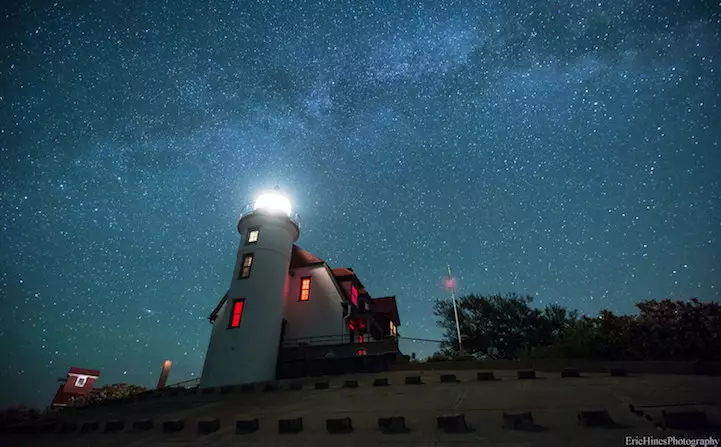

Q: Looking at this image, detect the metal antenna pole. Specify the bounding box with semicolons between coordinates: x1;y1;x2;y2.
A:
448;264;463;354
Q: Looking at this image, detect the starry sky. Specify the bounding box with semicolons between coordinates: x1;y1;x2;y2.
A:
1;0;720;408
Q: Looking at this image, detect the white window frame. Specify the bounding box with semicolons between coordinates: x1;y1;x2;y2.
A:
75;376;87;387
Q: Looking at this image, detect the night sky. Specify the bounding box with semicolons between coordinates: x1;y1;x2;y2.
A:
1;0;720;409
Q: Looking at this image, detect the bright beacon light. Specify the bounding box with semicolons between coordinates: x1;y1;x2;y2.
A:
254;192;292;217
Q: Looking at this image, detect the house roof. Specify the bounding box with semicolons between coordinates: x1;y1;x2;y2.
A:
331;267;354;277
290;245;324;269
331;267;366;290
68;367;100;377
370;296;401;326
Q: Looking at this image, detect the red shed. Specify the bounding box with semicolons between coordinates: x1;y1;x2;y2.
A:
50;367;101;408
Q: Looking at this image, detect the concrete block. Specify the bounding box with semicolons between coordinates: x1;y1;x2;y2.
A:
289;381;303;390
278;417;303;434
314;381;329;390
236;419;259;434
502;412;534;430
373;378;389;386
562;368;581;378
343;380;358;388
80;421;99;433
197;418;220;434
477;371;496;381
437;414;473;433
105;420;124;432
326;417;353;434
405;375;423;385
578;410;615;427
662;410;707;430
184;387;198;396
517;370;536;380
440;374;459;383
132;419;153;431
162;420;184;433
378;416;410;434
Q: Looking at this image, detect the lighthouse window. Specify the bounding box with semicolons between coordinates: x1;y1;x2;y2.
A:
75;376;87;387
246;228;259;244
228;299;245;328
299;277;311;301
350;285;358;306
239;254;254;279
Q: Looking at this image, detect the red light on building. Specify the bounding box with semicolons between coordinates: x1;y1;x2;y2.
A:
444;277;455;290
229;300;245;328
355;348;367;356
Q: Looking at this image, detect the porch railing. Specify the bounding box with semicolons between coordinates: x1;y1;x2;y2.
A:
281;334;352;348
162;377;200;389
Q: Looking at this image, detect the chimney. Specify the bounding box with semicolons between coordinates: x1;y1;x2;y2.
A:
156;360;172;389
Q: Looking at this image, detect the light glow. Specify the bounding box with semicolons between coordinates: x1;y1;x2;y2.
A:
254;193;292;217
299;277;311;301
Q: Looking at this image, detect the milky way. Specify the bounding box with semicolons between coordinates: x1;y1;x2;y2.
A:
1;0;719;407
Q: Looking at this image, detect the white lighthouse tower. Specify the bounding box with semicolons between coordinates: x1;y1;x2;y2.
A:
199;188;299;388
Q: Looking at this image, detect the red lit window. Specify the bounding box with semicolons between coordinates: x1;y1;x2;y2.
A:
299;277;311;301
350;285;358;306
238;254;253;279
355;348;367;356
359;320;366;330
348;320;356;330
358;335;364;343
228;299;245;328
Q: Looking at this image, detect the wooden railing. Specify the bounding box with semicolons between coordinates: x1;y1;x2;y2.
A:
279;336;400;362
161;377;200;389
281;334;351;347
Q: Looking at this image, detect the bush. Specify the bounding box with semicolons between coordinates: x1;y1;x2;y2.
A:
69;383;148;407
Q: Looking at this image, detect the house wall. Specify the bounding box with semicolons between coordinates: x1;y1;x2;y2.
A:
283;265;349;344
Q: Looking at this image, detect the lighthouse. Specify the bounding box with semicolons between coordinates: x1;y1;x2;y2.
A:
199;188;299;388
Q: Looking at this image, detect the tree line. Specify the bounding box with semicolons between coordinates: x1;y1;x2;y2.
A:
430;293;721;362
